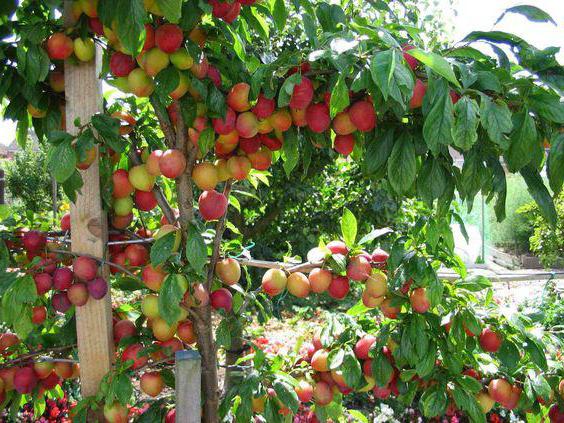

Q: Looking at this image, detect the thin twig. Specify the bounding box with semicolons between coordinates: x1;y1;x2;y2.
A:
107;238;154;246
51;249;138;278
0;344;76;369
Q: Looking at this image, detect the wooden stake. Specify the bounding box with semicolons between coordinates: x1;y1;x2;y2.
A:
65;1;114;397
175;350;202;423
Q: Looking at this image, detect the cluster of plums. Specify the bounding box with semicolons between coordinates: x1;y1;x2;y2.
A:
8;229;109;319
248;328;564;421
1;332;78;403
208;0;257;24
0;357;79;402
110;146;186;228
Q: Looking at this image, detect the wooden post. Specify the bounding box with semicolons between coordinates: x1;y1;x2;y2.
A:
175;349;202;423
64;2;114;397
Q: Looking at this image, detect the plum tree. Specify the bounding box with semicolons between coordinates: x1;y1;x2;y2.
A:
0;0;562;422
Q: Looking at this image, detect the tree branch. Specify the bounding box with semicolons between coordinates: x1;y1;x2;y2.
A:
174;104;197;231
149;95;175;148
0;344;76;369
127;135;177;225
52;249;138;278
205;180;233;290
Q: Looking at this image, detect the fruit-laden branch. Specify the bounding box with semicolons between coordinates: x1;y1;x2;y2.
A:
174;103;197;231
205;180;233;291
0;344;76;369
128;134;177;226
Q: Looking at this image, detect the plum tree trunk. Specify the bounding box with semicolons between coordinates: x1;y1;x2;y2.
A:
193;306;220;423
172;107;220;422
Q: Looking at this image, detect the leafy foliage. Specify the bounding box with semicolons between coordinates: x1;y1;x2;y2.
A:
518;191;564;268
4;146;58;214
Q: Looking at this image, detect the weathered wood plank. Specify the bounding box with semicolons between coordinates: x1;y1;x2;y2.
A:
64;1;114;397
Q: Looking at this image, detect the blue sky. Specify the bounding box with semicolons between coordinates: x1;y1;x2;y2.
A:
0;0;562;145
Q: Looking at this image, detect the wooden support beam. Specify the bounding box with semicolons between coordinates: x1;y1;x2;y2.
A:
64;2;114;397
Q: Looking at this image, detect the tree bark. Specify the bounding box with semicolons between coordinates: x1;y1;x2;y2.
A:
172;103;220;422
193;306;220;422
223;328;244;394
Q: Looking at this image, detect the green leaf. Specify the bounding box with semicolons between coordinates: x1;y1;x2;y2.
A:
357;228;393;245
215;319;232;349
423;78;453;153
452;96;479;151
116;0;146;56
272;0;288;31
451;386;486;423
480;97;513;149
329;74;350;118
387;133;417;195
529;91;564;124
506;109;537;172
547;133;564;194
315;3;345;33
47;137;77;183
273;381;299;413
281;128;299;177
524;337;548;370
25;45;50;84
370;49;414;108
156;0;182;23
364;128;394;174
497;339;520;370
0;274;37;339
520;166;557;227
340;208;357;247
150;231;176;266
417;158;447;204
457;376;482;394
455;275;492;292
75;128;96;162
113;373;133;405
325;254;347;274
179;1;203;31
404;48;460;88
495;5;556;25
372;353;393;387
61;170;84;203
462;30;528;49
158;274;187;325
420;385;448;417
185;224;207;272
136;403;166;423
327;348;345;369
341;351;362;388
91;114;125;152
155;67;181;97
527;371;551;401
277;73;301;108
198;127;215;157
16;117;29;149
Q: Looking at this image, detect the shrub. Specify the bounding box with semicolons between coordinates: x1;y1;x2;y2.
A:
4;146;58;214
518;191;564;268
